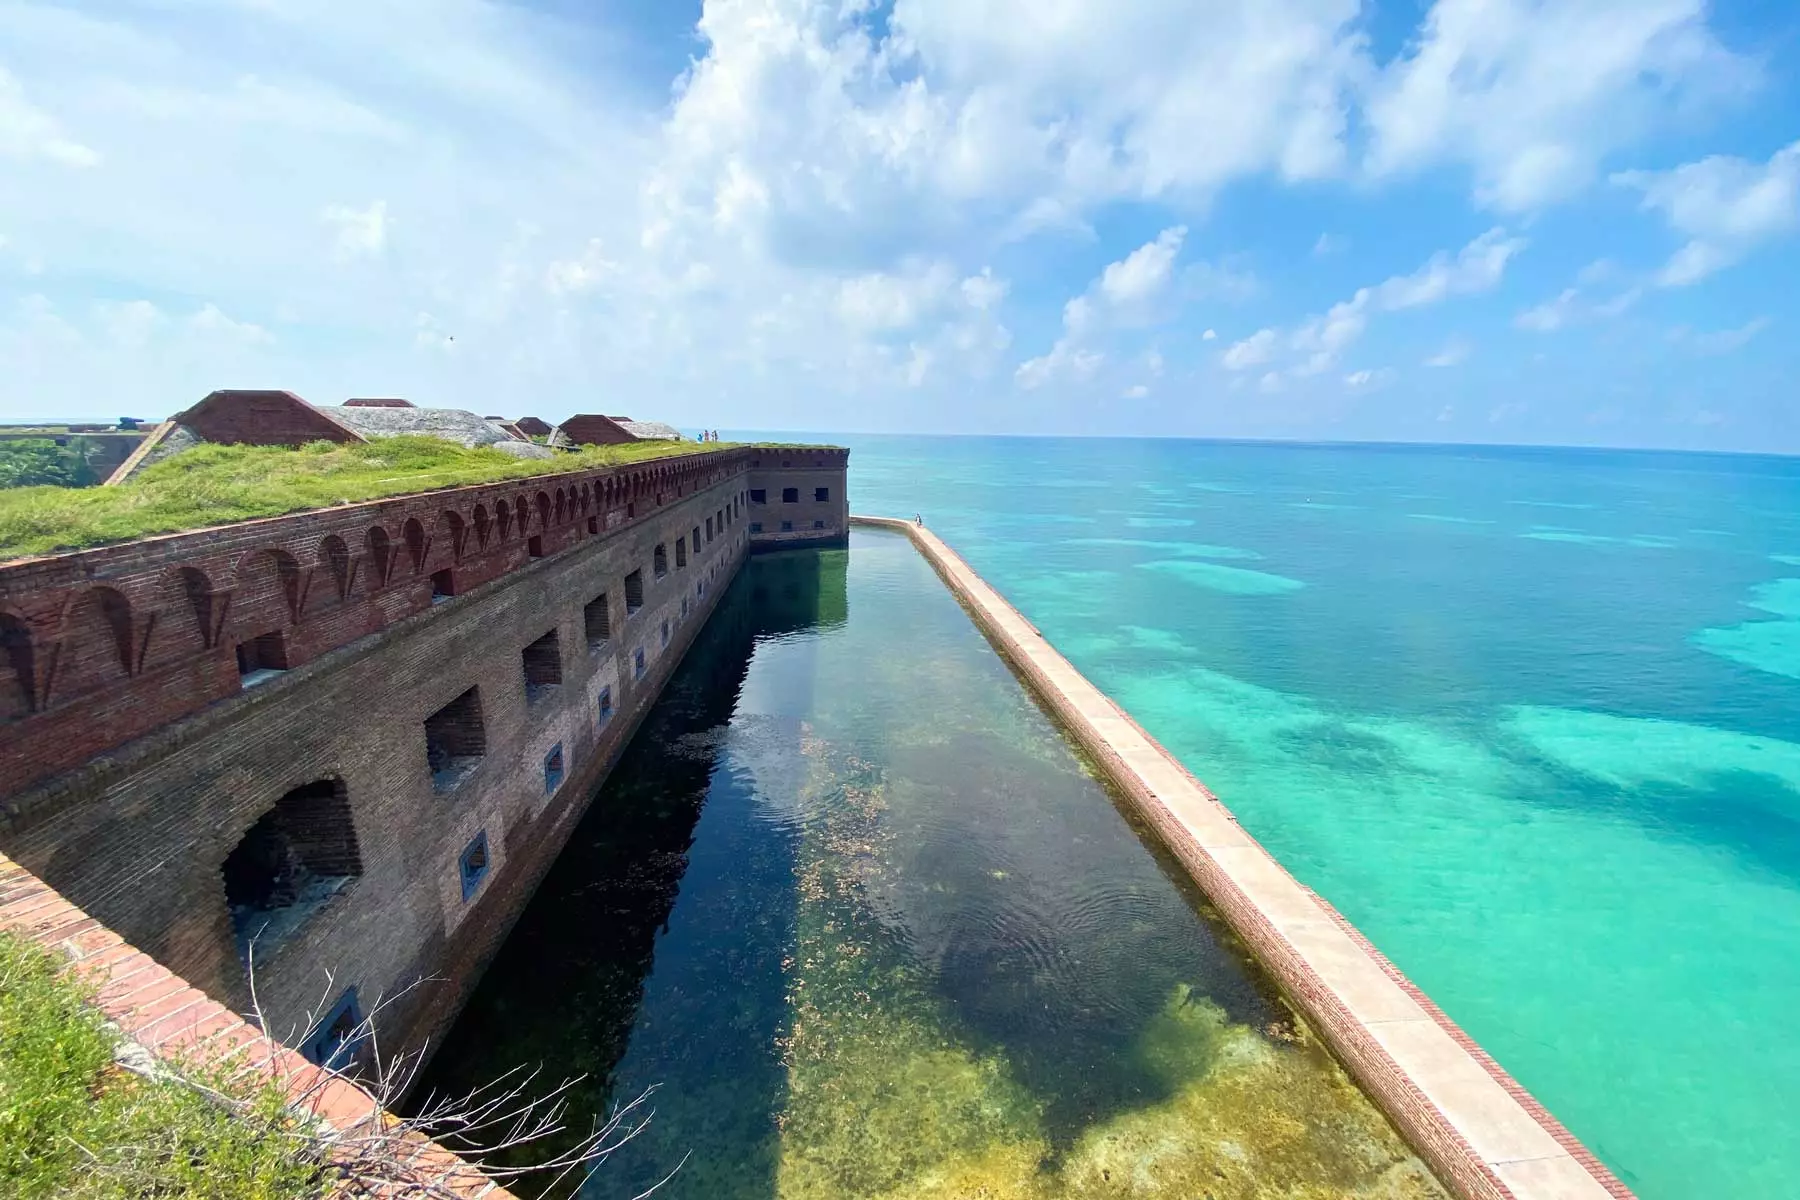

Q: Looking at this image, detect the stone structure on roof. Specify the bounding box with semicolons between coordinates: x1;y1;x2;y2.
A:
511;416;553;438
616;419;682;442
327;403;535;451
343;397;416;408
549;414;638;448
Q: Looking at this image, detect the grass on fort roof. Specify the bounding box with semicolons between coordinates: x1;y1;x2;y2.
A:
0;434;806;561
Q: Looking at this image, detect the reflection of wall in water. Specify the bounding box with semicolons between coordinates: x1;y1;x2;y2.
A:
747;547;848;636
410;545;847;1175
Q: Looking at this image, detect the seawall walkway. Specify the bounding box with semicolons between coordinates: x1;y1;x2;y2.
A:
853;515;1633;1200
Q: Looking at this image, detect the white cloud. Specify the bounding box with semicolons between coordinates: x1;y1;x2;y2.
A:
0;0;1766;433
0;67;99;167
322;200;389;261
1224;228;1523;380
1343;367;1393;390
836;262;958;332
652;0;1368;272
545;238;618;296
1099;226;1186;307
1016;226;1186;388
1515;284;1640;331
1365;0;1743;211
1668;316;1772;354
1123;383;1150;399
1424;336;1471;367
1222;327;1277;370
189;303;273;345
1312;232;1345;256
1614;140;1800;286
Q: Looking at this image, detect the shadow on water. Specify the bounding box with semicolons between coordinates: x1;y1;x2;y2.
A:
411;548;847;1200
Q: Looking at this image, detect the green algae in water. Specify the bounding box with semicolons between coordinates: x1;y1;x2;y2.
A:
421;535;1442;1199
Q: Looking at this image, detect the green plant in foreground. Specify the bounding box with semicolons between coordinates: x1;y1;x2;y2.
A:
0;929;667;1199
0;929;327;1199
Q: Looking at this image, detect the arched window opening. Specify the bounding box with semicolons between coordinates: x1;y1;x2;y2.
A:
365;528;392;588
403;518;427;573
221;778;361;964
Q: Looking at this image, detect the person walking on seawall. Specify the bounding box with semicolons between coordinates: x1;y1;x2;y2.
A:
915;513;923;526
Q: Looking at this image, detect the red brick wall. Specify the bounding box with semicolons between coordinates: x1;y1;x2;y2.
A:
0;447;849;798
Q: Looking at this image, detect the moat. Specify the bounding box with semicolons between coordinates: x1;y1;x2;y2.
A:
419;529;1442;1199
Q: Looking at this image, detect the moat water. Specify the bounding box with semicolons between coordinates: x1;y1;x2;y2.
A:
420;532;1444;1199
830;435;1800;1200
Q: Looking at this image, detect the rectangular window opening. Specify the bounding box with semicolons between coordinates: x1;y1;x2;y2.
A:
633;648;646;680
522;629;562;705
675;537;687;569
236;631;289;685
598;685;613;725
654;544;668;578
430;569;455;601
749;521;763;534
528;535;545;558
814;486;830;502
426;688;486;793
543;742;565;794
749;488;766;505
624;569;644;616
301;988;368;1070
813;520;825;530
780;520;794;532
660;619;670;647
781;487;799;503
584;593;610;651
459;831;490;901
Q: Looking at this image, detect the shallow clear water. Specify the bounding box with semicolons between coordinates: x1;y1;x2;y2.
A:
420;534;1444;1199
830;435;1800;1200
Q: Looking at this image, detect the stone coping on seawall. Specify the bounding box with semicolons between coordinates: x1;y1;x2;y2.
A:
853;516;1635;1200
0;851;514;1200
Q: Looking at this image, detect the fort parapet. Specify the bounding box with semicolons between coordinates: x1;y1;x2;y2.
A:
0;444;848;1076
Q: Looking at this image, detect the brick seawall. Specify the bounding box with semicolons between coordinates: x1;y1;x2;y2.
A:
852;516;1634;1200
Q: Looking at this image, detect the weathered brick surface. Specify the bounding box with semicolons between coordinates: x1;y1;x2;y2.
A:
0;851;513;1198
0;445;848;799
0;449;847;1082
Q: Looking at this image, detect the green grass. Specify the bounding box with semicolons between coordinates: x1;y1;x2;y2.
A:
0;435;811;561
0;929;329;1199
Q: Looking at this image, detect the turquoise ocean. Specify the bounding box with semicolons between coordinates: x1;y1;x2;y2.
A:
751;434;1800;1200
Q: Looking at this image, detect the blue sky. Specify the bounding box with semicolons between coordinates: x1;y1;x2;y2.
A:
0;0;1796;452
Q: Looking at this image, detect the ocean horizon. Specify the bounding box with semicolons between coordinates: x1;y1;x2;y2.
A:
728;431;1800;1200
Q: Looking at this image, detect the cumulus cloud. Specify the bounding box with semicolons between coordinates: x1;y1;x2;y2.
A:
1016;226;1187;388
0;0;1765;430
1614;140;1800;286
0;68;99;167
545;238;619;296
1365;0;1744;211
1424;336;1471;367
1225;228;1524;381
1099;227;1186;308
322;200;389;261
